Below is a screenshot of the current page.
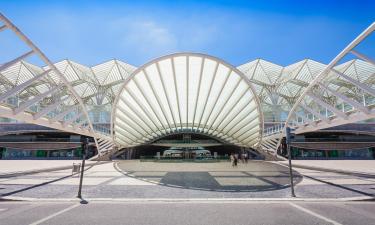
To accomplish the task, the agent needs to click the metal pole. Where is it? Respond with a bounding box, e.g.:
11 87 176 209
77 138 88 198
287 143 296 197
285 126 296 197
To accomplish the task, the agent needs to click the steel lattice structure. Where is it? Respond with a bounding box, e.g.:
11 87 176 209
261 22 375 156
0 13 114 157
0 13 373 158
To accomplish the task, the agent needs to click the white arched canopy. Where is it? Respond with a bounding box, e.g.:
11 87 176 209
113 53 263 148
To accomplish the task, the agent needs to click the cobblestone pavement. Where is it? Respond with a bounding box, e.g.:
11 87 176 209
0 160 374 199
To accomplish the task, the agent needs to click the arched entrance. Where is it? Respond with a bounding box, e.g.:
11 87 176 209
112 53 263 151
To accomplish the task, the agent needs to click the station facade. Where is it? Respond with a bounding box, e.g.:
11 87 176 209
1 53 375 160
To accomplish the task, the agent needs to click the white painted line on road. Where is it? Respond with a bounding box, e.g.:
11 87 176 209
0 208 7 212
2 195 374 202
289 202 342 225
28 203 80 225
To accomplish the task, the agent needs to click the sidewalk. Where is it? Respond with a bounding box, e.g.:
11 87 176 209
0 160 107 177
278 160 375 176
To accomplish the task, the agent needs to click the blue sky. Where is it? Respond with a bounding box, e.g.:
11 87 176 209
0 0 374 67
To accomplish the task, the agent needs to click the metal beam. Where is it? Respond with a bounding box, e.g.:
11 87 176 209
332 69 375 98
101 142 113 150
51 106 78 122
171 57 183 130
14 84 62 115
295 111 316 126
197 61 219 131
300 104 330 124
63 112 83 126
0 69 51 102
116 108 153 138
33 96 69 120
351 50 375 66
307 92 348 119
74 119 87 128
0 50 34 72
319 82 369 114
0 24 7 32
156 61 178 131
142 69 171 131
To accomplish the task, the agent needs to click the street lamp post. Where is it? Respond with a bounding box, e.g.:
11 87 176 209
286 127 296 197
77 137 88 199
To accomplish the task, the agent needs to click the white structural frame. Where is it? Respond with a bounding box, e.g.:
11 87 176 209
262 22 375 156
0 13 113 156
111 53 264 149
1 12 374 158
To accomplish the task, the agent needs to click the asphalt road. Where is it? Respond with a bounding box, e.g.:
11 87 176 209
1 200 375 225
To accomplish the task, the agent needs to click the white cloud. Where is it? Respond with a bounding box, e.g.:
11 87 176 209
110 18 178 58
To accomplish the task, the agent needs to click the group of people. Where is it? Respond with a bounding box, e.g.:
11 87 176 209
230 153 248 167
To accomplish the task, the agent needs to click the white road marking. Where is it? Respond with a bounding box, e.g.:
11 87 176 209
28 203 80 225
0 208 7 212
289 202 342 225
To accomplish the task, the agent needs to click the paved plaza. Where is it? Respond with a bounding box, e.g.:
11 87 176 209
0 160 103 177
0 160 374 225
0 160 374 200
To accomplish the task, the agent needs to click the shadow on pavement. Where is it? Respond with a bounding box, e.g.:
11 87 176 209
116 161 303 192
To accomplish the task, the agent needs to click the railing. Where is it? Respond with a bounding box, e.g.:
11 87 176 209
92 123 111 136
0 137 80 142
293 137 375 142
263 123 285 136
153 139 220 144
263 102 375 138
140 155 230 162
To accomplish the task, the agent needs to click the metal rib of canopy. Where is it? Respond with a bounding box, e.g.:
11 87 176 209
0 13 115 156
1 12 373 158
113 53 263 148
238 59 327 125
0 14 91 135
260 22 375 155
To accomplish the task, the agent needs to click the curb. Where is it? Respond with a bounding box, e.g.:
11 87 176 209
1 196 374 203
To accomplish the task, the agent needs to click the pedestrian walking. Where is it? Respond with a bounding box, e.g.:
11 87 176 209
230 153 235 167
